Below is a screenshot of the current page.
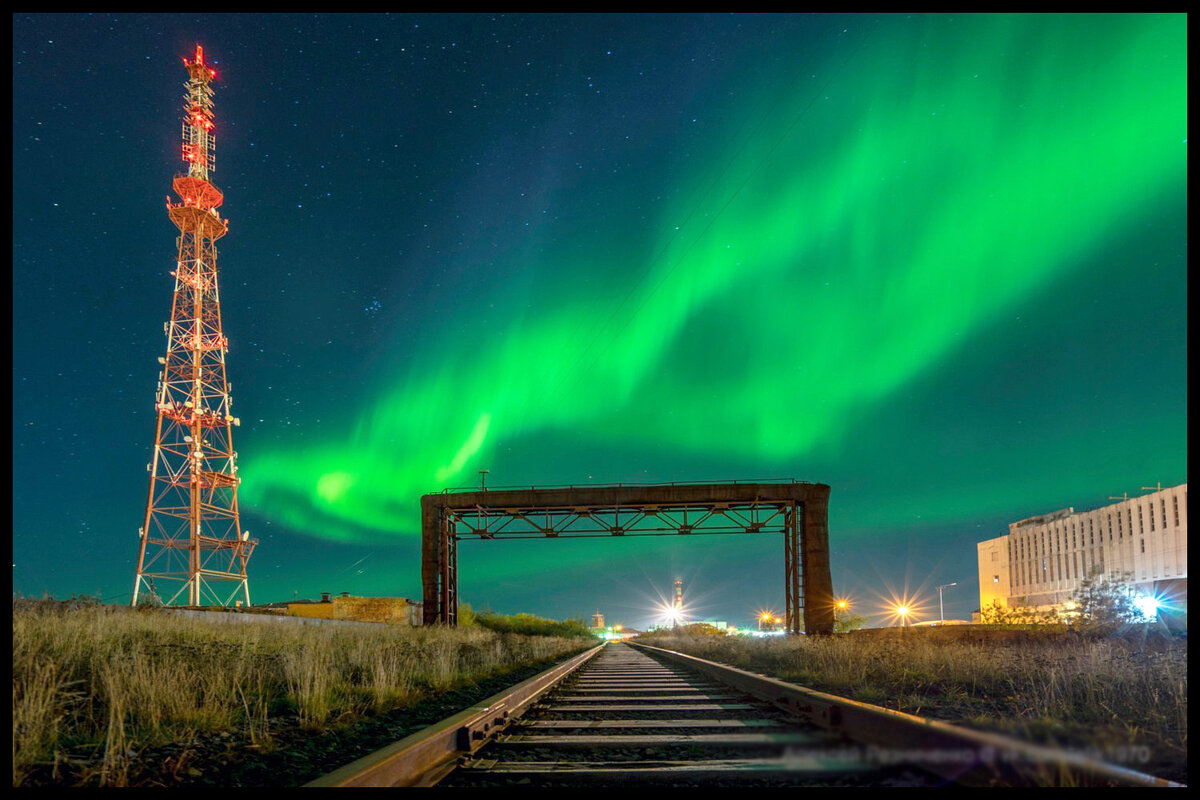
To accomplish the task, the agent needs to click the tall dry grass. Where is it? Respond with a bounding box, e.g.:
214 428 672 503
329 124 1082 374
12 601 587 786
640 629 1187 778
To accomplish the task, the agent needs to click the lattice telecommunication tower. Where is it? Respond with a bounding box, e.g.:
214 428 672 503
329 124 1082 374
133 45 256 607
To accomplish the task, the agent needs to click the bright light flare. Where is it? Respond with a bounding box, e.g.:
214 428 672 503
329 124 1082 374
881 593 927 627
756 608 782 630
659 603 685 626
1134 595 1160 620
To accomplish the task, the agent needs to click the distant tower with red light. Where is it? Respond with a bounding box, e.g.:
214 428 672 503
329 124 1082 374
132 45 256 607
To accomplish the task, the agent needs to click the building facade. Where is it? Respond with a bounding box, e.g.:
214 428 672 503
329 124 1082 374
284 593 421 625
978 483 1187 613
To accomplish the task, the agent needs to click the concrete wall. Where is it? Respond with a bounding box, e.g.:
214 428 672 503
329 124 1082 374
165 608 385 628
977 535 1013 611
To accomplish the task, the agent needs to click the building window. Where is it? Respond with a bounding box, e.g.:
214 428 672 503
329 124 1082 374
993 575 1000 583
1174 496 1180 526
1140 538 1145 553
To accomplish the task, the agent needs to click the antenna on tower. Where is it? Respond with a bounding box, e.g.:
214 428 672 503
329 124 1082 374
1140 482 1165 493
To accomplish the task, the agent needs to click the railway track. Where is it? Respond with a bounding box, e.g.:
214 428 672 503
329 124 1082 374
310 641 1182 788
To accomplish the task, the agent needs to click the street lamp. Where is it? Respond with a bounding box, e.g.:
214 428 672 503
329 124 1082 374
937 582 957 624
894 605 911 627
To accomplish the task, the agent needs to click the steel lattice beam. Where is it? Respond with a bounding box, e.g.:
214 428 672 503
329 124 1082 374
421 482 833 634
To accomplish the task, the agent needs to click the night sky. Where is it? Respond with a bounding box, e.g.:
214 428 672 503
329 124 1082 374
12 14 1187 628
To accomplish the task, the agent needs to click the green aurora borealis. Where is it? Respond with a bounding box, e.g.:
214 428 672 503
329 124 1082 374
12 14 1186 620
239 14 1186 555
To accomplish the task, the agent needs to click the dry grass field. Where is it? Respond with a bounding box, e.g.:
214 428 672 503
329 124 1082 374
11 600 589 786
638 627 1187 783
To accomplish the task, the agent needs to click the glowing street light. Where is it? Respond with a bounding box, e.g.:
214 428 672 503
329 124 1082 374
660 604 684 628
894 604 911 627
757 610 782 632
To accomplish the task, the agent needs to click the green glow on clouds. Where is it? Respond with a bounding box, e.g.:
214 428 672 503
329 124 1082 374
240 14 1186 542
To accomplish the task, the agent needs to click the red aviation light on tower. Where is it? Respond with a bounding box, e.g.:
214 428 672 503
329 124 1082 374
187 45 218 81
179 43 218 185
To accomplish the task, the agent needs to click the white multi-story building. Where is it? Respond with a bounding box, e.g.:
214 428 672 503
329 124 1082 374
978 483 1187 613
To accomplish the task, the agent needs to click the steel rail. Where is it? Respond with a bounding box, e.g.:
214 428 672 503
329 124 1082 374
306 643 605 787
630 642 1183 787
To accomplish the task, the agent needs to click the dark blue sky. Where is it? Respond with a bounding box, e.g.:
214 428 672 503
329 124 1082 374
13 14 1187 628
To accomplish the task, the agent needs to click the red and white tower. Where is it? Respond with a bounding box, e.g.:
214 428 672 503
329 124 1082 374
133 45 256 607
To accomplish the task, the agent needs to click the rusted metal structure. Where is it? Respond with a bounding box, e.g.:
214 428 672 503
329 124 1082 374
421 481 834 635
132 45 255 607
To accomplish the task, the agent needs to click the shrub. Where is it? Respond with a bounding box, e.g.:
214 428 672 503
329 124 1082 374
979 600 1063 627
472 610 593 638
833 610 868 633
1067 572 1146 635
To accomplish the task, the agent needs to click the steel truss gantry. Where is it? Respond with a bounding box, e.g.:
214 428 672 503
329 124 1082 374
421 481 834 634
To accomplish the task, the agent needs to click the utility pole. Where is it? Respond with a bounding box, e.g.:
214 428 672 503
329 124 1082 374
937 582 957 624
